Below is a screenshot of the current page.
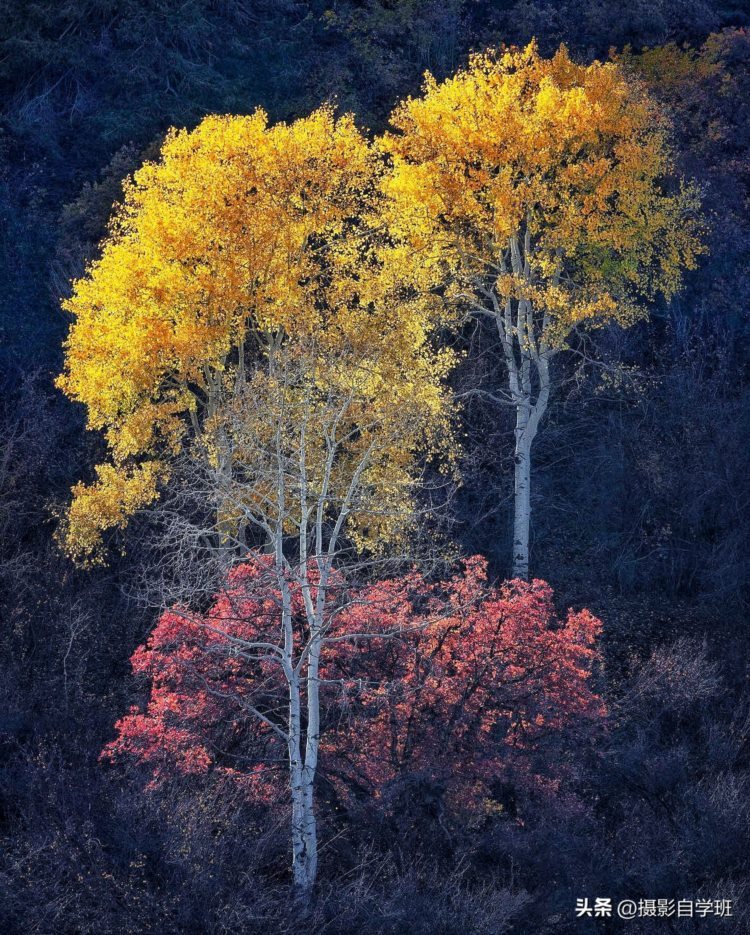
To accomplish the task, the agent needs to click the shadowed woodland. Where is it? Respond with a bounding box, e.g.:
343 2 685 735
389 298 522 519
2 2 750 932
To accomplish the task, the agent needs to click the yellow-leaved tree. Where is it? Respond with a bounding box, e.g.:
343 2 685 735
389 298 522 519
380 42 704 578
58 107 451 564
58 107 453 890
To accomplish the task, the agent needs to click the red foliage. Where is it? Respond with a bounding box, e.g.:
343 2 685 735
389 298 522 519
103 553 292 800
324 557 604 811
103 554 603 814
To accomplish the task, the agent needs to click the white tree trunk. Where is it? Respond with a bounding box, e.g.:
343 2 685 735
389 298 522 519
288 669 317 892
512 410 533 580
301 628 321 888
511 367 549 580
489 228 557 579
288 673 309 890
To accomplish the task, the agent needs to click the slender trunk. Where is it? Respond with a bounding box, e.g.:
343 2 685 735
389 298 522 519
301 628 320 888
215 426 235 566
287 635 320 894
300 776 317 887
495 228 558 580
513 404 533 580
512 376 550 579
288 668 319 892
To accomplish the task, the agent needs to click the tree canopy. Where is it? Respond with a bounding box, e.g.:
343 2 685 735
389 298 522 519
380 42 704 340
57 107 452 562
104 553 603 816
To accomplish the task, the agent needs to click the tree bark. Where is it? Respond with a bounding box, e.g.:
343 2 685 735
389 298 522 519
512 409 533 580
301 628 321 889
288 672 311 891
511 356 549 580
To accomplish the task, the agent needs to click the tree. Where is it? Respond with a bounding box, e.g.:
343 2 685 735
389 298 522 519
104 554 602 837
379 42 704 578
58 107 453 891
85 324 453 892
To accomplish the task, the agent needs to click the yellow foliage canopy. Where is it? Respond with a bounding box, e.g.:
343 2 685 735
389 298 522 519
380 42 705 339
58 108 452 562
